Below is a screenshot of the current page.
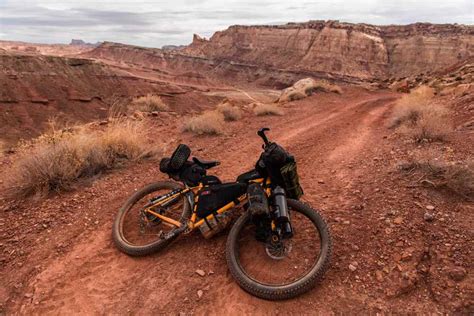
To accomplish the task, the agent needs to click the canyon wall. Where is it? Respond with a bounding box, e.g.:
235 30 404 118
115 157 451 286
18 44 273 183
0 53 187 142
185 21 473 80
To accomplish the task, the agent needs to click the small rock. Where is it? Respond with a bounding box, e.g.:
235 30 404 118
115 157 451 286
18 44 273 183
424 212 435 222
375 270 384 282
426 205 435 210
393 217 403 225
24 293 33 298
195 269 206 277
449 267 467 281
197 290 203 299
317 179 325 184
151 111 159 117
343 220 350 225
349 264 357 272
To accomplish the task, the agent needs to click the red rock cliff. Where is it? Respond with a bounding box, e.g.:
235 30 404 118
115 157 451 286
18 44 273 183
184 21 473 79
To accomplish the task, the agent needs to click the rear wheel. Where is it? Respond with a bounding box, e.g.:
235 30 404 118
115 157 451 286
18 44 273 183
226 199 332 300
112 181 190 256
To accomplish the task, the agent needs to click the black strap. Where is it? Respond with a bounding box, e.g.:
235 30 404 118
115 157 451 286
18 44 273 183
204 217 213 229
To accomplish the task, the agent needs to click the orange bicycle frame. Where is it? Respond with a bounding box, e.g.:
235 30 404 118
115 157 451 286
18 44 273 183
143 178 269 231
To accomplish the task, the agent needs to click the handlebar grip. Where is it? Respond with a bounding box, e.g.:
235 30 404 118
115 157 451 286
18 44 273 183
257 128 270 146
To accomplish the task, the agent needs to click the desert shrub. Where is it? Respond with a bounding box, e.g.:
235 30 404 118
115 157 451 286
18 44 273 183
108 96 129 118
5 120 155 198
389 86 452 141
253 103 283 116
183 111 224 135
216 102 242 121
399 157 473 200
131 94 169 112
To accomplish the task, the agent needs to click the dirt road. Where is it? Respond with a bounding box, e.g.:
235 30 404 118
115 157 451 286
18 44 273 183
1 87 471 314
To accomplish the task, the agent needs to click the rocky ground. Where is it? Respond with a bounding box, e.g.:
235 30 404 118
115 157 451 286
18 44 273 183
1 85 472 314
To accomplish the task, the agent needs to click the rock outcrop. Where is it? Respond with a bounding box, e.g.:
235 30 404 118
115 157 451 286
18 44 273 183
184 21 473 80
0 52 187 142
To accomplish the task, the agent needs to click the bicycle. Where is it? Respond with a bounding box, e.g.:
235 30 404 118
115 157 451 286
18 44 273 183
112 128 332 300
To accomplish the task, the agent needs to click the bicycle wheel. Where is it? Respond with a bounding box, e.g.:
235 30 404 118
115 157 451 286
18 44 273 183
112 181 191 256
226 199 332 300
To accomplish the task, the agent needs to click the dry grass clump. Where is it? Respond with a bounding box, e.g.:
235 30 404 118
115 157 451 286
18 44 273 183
5 120 155 198
131 94 169 112
389 86 452 141
216 101 242 121
399 157 474 200
183 111 224 135
253 103 283 116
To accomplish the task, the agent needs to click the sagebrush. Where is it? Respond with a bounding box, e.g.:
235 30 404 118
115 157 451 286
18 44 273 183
5 120 155 198
253 103 283 116
217 102 242 121
389 86 452 141
183 111 224 135
399 157 474 200
131 94 169 112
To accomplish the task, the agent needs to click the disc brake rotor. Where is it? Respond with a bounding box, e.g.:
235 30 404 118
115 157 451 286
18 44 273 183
265 239 293 260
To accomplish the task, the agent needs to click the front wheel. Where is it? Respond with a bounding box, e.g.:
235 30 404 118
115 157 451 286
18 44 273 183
226 199 332 300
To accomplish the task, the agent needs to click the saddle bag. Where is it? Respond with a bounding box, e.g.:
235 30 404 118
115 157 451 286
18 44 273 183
196 183 247 218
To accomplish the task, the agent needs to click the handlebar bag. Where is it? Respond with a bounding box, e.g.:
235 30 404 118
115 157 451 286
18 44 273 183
196 183 247 218
255 142 291 186
256 142 303 199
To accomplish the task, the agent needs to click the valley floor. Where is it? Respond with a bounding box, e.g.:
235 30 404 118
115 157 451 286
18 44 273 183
0 87 472 314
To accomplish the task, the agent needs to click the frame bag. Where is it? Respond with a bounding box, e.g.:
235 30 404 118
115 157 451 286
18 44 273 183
196 183 247 218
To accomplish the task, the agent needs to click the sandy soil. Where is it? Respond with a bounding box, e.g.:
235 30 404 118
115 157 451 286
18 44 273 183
1 85 472 315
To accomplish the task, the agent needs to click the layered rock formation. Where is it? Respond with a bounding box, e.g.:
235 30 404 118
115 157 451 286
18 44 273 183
185 21 473 80
0 53 187 142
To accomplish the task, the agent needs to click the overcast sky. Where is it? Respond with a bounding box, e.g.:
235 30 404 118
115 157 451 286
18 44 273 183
0 0 472 48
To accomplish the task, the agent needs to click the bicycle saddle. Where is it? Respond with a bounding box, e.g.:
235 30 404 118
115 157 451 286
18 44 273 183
192 157 220 169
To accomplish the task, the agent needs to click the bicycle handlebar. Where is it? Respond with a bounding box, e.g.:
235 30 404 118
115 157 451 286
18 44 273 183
257 127 271 147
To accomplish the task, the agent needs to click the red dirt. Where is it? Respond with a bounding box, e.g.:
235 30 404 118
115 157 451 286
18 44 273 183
1 86 472 314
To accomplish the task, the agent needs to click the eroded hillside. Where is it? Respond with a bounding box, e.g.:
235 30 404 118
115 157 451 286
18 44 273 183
185 21 473 79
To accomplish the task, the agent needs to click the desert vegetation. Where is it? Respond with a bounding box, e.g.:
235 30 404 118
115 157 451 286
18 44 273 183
399 154 474 200
183 111 225 135
389 86 452 141
253 103 283 116
130 94 169 112
278 78 342 102
5 119 155 198
216 101 242 121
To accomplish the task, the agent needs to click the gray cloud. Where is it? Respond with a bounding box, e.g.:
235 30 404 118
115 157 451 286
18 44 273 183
0 0 472 47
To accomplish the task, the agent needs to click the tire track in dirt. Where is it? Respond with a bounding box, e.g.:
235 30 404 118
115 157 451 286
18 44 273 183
14 89 401 315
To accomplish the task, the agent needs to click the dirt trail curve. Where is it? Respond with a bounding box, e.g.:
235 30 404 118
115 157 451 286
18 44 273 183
4 88 463 314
